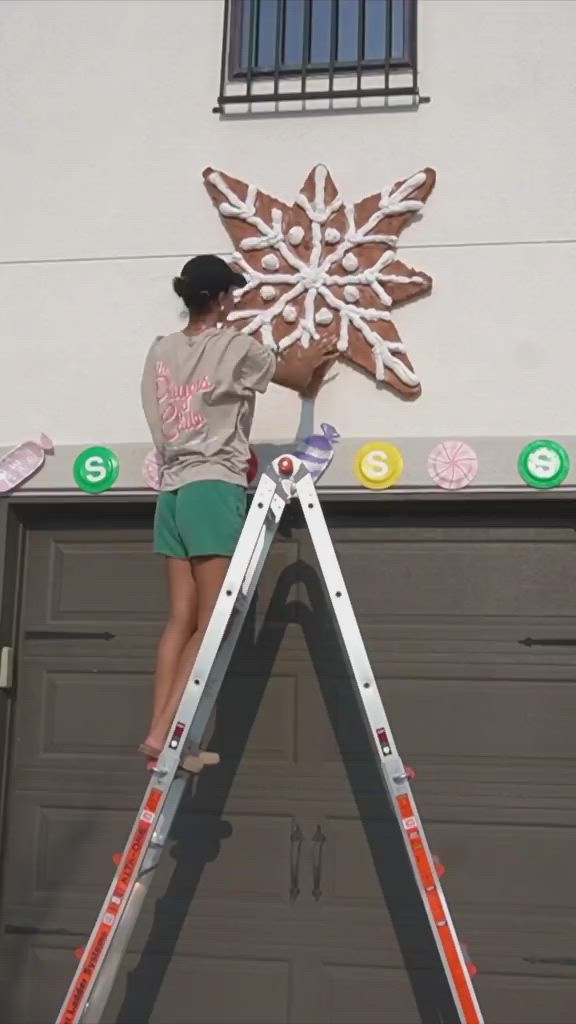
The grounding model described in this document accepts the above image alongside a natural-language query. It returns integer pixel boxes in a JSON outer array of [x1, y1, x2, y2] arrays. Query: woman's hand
[[306, 334, 339, 371], [272, 332, 339, 394]]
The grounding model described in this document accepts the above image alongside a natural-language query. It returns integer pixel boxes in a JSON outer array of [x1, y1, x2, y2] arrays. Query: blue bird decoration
[[294, 423, 340, 482]]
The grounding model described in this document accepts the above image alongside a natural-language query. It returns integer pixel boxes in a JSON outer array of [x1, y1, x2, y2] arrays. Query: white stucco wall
[[1, 0, 575, 446]]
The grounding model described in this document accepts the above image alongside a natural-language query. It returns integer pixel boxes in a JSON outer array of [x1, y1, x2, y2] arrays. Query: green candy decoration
[[518, 440, 570, 489], [74, 447, 120, 494]]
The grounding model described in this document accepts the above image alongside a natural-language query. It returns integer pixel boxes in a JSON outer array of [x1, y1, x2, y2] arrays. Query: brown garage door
[[1, 505, 576, 1024]]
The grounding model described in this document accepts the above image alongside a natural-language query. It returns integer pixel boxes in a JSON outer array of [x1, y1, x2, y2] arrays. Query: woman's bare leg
[[145, 555, 230, 751], [143, 557, 197, 749]]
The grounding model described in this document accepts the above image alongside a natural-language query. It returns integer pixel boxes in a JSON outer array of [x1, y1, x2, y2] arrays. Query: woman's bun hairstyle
[[172, 275, 186, 300], [173, 255, 246, 314], [172, 275, 211, 312]]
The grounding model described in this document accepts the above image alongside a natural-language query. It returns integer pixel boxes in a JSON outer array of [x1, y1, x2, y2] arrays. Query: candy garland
[[205, 165, 432, 387], [1, 438, 571, 494]]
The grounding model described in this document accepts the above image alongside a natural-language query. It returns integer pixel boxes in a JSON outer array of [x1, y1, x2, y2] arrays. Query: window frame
[[227, 0, 417, 82]]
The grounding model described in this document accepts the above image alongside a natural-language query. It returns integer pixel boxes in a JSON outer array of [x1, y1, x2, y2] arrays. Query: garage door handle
[[289, 823, 303, 902], [312, 825, 326, 901], [0, 648, 13, 691]]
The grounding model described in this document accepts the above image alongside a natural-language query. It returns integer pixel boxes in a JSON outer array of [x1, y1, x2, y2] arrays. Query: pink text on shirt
[[155, 361, 212, 442]]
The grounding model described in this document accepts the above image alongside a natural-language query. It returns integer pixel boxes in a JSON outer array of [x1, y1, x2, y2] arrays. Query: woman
[[140, 254, 336, 771]]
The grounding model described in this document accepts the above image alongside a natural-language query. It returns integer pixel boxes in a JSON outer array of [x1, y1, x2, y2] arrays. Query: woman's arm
[[140, 343, 165, 455]]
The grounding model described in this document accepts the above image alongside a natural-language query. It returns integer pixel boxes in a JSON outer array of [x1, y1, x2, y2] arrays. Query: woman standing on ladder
[[140, 255, 336, 771]]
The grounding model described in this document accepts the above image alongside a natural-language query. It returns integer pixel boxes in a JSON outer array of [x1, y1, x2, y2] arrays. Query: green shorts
[[154, 481, 247, 559]]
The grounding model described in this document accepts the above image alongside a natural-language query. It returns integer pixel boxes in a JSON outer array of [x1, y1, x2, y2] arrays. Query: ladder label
[[169, 720, 186, 750], [62, 923, 111, 1024], [61, 787, 164, 1024], [375, 727, 392, 755], [396, 794, 481, 1024]]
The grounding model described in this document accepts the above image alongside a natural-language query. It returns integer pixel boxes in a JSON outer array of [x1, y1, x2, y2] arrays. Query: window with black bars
[[215, 0, 424, 113]]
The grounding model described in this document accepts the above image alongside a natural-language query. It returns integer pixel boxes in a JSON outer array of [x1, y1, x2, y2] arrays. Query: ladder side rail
[[184, 490, 286, 754], [55, 471, 283, 1024], [84, 490, 286, 1022], [81, 775, 188, 1024], [296, 473, 483, 1024], [56, 772, 180, 1024], [153, 471, 283, 776], [83, 483, 280, 1024]]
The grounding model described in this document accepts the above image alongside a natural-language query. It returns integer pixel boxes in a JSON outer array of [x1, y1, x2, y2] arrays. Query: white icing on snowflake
[[208, 166, 426, 381], [344, 285, 360, 303], [315, 307, 333, 325], [324, 227, 341, 244], [260, 285, 277, 302], [262, 253, 280, 271], [287, 225, 304, 245]]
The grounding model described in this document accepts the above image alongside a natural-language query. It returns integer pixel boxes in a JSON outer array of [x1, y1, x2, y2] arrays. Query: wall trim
[[2, 437, 576, 497]]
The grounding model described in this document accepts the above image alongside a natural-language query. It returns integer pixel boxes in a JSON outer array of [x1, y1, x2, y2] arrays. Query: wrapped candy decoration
[[0, 434, 53, 493]]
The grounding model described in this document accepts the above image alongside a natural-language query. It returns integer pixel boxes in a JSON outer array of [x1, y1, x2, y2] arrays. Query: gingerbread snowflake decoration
[[203, 163, 436, 399]]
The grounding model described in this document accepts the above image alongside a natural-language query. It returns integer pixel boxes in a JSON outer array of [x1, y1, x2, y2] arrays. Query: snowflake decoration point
[[203, 164, 436, 398]]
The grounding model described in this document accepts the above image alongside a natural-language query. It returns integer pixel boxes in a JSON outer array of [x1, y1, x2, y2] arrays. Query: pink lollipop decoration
[[0, 434, 53, 493], [142, 449, 163, 491], [428, 441, 479, 491]]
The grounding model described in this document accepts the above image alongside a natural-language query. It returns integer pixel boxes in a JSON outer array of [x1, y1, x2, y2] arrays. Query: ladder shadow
[[116, 557, 458, 1024], [297, 560, 459, 1024]]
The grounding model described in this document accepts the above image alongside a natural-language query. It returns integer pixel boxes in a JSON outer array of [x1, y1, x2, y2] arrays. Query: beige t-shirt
[[141, 328, 276, 491]]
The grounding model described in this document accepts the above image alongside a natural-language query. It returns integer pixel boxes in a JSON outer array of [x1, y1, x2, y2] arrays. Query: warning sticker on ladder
[[375, 727, 391, 755]]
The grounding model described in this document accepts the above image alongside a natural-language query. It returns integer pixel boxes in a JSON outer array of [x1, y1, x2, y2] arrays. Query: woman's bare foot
[[141, 732, 165, 754], [181, 751, 221, 773], [138, 741, 220, 773]]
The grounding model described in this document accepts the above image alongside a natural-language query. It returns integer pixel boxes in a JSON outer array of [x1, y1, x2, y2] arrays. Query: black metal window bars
[[214, 0, 427, 114]]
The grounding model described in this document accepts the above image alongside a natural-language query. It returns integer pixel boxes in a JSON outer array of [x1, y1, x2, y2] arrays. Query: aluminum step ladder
[[55, 455, 484, 1024]]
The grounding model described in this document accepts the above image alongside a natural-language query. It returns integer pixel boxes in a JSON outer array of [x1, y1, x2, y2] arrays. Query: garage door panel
[[316, 961, 434, 1024], [475, 972, 576, 1024], [318, 958, 576, 1024], [110, 951, 293, 1024], [216, 669, 300, 766], [13, 661, 302, 773], [432, 822, 576, 913], [380, 676, 576, 762], [328, 536, 576, 619], [24, 532, 167, 625], [0, 940, 72, 1024], [413, 764, 576, 827], [296, 670, 576, 765], [318, 816, 576, 914], [307, 620, 576, 676], [2, 942, 293, 1024], [24, 530, 302, 629], [3, 796, 297, 917], [308, 814, 576, 978], [14, 662, 152, 763], [349, 621, 576, 669], [3, 797, 148, 916]]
